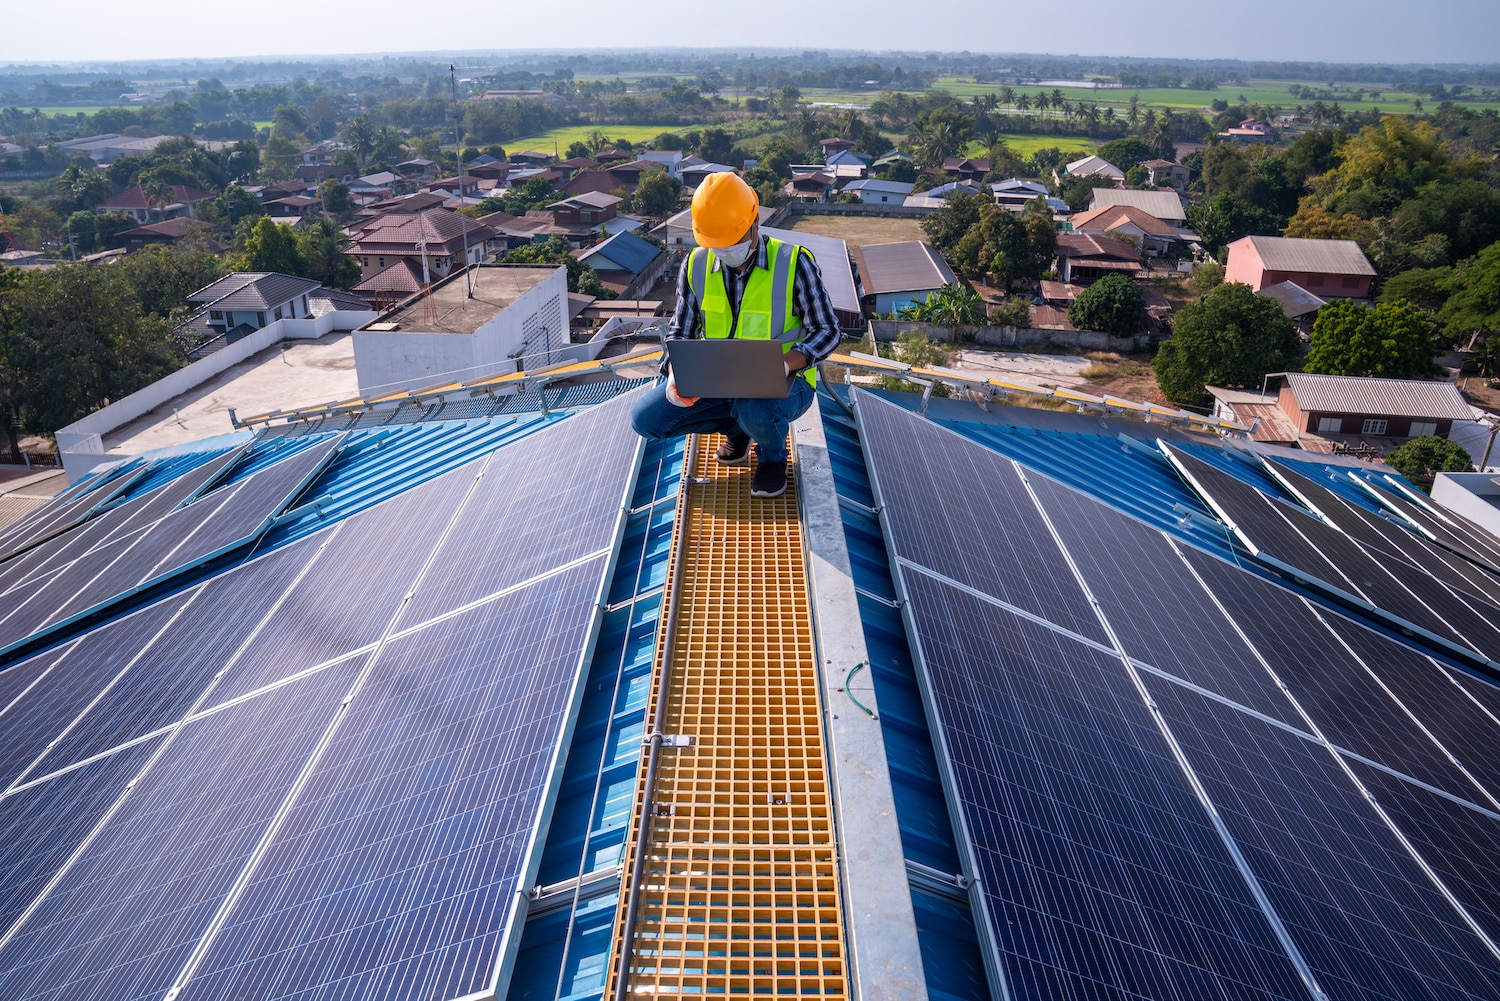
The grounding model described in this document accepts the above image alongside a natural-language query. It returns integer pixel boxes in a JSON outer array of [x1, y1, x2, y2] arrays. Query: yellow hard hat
[[691, 172, 759, 249]]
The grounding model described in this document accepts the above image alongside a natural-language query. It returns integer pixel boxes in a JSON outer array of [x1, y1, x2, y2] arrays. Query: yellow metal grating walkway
[[605, 434, 847, 996]]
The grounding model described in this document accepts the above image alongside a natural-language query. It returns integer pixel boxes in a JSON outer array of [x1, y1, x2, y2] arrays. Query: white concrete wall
[[353, 330, 509, 396], [57, 309, 376, 479], [1432, 473, 1500, 538]]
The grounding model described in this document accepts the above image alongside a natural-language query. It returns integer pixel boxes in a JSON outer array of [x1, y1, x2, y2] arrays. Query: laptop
[[666, 339, 791, 400]]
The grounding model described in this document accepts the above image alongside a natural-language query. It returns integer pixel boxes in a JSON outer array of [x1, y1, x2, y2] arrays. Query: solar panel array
[[855, 389, 1500, 1001], [0, 388, 646, 1001]]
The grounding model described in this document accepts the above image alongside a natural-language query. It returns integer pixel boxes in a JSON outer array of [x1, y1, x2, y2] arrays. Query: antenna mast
[[451, 64, 474, 298]]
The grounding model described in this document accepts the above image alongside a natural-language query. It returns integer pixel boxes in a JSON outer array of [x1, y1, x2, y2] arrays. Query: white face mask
[[715, 236, 755, 268]]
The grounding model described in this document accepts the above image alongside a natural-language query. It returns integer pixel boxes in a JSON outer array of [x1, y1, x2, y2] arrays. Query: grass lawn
[[787, 214, 927, 247], [31, 106, 116, 117], [987, 134, 1096, 157], [503, 123, 712, 153]]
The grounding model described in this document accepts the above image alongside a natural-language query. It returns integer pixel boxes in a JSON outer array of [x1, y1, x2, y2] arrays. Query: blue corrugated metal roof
[[580, 230, 661, 276]]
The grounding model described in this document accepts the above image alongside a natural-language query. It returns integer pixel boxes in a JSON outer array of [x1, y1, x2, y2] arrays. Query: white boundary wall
[[57, 309, 376, 479]]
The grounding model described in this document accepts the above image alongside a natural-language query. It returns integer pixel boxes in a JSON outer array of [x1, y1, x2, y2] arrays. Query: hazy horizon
[[7, 1, 1500, 68]]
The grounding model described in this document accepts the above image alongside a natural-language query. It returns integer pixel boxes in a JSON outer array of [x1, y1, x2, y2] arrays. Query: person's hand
[[665, 370, 699, 408], [784, 349, 807, 376]]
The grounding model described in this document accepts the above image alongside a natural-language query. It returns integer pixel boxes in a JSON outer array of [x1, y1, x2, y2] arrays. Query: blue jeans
[[630, 377, 815, 464]]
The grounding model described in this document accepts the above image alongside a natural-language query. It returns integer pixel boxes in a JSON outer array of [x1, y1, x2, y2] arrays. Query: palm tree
[[1127, 96, 1140, 126], [343, 116, 375, 171], [1034, 92, 1050, 114], [912, 121, 959, 167], [1016, 93, 1031, 112], [1051, 88, 1065, 109]]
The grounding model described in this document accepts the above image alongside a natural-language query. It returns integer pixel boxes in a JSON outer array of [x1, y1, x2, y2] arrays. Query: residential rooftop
[[375, 264, 559, 335]]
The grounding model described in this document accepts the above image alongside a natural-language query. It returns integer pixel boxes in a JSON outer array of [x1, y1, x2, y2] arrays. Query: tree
[[1058, 173, 1116, 213], [897, 284, 985, 329], [920, 191, 987, 254], [1385, 435, 1473, 492], [1154, 282, 1299, 407], [1188, 261, 1226, 295], [318, 179, 354, 215], [0, 265, 181, 462], [502, 235, 614, 298], [1186, 192, 1249, 258], [1304, 300, 1441, 379], [111, 245, 229, 318], [242, 217, 306, 276], [1068, 274, 1144, 336], [296, 218, 361, 289], [634, 169, 682, 221], [1437, 240, 1500, 342], [1098, 137, 1156, 172]]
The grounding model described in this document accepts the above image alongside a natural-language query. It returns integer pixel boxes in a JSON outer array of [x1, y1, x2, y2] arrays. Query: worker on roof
[[630, 172, 841, 499]]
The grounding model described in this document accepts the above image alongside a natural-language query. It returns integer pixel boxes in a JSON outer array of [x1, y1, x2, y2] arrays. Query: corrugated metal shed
[[1242, 236, 1376, 276], [851, 241, 957, 296], [1088, 188, 1187, 222], [1282, 372, 1473, 419], [761, 226, 861, 322]]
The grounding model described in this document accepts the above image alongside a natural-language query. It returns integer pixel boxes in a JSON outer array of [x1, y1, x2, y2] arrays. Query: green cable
[[844, 662, 877, 718]]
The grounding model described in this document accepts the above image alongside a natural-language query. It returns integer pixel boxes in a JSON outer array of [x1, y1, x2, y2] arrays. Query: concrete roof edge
[[794, 399, 930, 1001]]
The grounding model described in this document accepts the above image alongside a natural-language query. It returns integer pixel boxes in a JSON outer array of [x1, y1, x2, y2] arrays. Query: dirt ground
[[786, 215, 927, 247]]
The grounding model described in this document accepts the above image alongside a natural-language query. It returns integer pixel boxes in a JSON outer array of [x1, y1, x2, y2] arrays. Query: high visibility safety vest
[[686, 237, 816, 386]]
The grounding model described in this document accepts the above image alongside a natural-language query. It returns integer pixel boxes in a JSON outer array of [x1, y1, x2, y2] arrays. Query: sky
[[5, 0, 1499, 66]]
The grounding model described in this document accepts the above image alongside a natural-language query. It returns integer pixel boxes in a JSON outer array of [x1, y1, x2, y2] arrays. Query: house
[[344, 208, 496, 282], [940, 157, 991, 183], [1275, 372, 1474, 445], [1088, 188, 1187, 223], [355, 263, 569, 392], [95, 184, 216, 224], [509, 150, 556, 167], [825, 149, 870, 170], [264, 195, 322, 220], [1068, 204, 1199, 257], [467, 161, 512, 183], [357, 191, 449, 219], [1038, 279, 1086, 306], [576, 230, 668, 298], [679, 161, 738, 190], [840, 178, 915, 205], [1220, 120, 1275, 144], [637, 150, 684, 179], [1225, 236, 1376, 297], [651, 205, 776, 251], [351, 258, 429, 310], [761, 226, 863, 329], [544, 192, 623, 246], [475, 210, 553, 253], [183, 272, 325, 337], [116, 217, 223, 253], [991, 178, 1068, 215], [1056, 155, 1124, 187], [819, 137, 857, 157], [850, 241, 958, 315], [1256, 280, 1327, 334], [349, 171, 400, 199], [395, 157, 438, 179], [1142, 159, 1190, 191], [295, 164, 355, 185], [258, 179, 314, 203], [57, 133, 175, 163], [1053, 233, 1144, 284], [904, 179, 983, 210], [556, 169, 627, 199], [783, 171, 836, 203]]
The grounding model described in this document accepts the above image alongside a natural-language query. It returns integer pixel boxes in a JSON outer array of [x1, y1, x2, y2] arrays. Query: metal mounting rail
[[605, 433, 848, 996]]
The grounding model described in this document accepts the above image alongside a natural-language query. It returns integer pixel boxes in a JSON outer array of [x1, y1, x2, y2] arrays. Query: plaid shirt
[[666, 236, 842, 366]]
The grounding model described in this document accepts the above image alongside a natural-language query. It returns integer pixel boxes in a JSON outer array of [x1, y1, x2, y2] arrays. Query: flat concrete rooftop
[[103, 332, 359, 456], [376, 264, 559, 335]]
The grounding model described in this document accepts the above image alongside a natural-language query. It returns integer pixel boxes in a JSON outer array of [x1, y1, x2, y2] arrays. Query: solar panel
[[1024, 472, 1305, 728], [0, 436, 342, 657], [1166, 446, 1486, 659], [855, 391, 1108, 645], [0, 464, 142, 562], [857, 391, 1500, 1000], [1267, 460, 1500, 609], [1356, 476, 1500, 574], [0, 447, 244, 599], [898, 570, 1311, 1000], [396, 389, 644, 628], [180, 556, 611, 1001], [0, 595, 191, 789], [0, 658, 364, 1001]]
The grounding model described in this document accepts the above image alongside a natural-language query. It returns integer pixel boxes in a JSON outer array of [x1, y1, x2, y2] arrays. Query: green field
[[987, 133, 1096, 156], [28, 106, 116, 117], [807, 78, 1496, 117], [503, 123, 713, 154]]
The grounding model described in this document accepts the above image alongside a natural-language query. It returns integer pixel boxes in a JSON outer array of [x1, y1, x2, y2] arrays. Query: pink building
[[1224, 236, 1375, 297]]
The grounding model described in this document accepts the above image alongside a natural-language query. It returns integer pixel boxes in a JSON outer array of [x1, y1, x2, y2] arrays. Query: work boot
[[750, 458, 788, 498], [715, 430, 752, 465]]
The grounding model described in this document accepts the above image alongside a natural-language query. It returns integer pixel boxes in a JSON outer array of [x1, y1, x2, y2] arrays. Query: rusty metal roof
[[1281, 372, 1473, 419]]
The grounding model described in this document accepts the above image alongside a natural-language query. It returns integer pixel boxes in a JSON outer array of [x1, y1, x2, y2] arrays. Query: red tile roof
[[345, 208, 496, 256]]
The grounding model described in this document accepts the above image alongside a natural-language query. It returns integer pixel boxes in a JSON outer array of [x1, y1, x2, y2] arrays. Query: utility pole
[[451, 64, 474, 297]]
